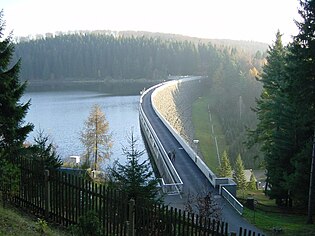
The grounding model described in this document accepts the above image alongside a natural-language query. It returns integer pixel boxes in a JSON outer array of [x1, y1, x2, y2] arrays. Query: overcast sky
[[2, 0, 300, 44]]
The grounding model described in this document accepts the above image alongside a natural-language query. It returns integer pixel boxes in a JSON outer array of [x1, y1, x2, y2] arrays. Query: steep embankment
[[152, 78, 208, 149]]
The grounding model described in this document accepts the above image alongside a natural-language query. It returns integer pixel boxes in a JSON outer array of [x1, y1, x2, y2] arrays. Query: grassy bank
[[0, 201, 70, 236], [192, 96, 226, 173], [244, 208, 315, 236], [240, 190, 315, 236]]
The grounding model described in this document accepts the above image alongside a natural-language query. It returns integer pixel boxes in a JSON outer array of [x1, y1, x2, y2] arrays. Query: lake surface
[[22, 91, 147, 168]]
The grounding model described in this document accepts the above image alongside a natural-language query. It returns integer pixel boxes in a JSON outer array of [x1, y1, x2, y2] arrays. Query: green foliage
[[206, 46, 264, 168], [247, 172, 257, 191], [248, 31, 293, 205], [248, 0, 315, 206], [35, 218, 48, 234], [0, 152, 21, 204], [14, 34, 203, 82], [27, 129, 62, 169], [0, 201, 70, 236], [217, 150, 232, 177], [73, 211, 101, 236], [244, 207, 315, 236], [109, 132, 161, 205], [0, 10, 33, 156], [233, 154, 247, 193]]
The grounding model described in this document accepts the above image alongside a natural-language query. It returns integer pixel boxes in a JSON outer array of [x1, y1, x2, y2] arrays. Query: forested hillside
[[14, 33, 210, 82], [14, 32, 267, 82], [204, 46, 265, 167]]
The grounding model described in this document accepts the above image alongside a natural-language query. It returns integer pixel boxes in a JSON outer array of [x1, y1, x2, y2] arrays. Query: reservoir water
[[22, 91, 147, 168]]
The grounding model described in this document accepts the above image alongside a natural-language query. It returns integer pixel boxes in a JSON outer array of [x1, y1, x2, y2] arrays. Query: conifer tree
[[217, 150, 232, 177], [0, 10, 33, 156], [248, 1, 315, 208], [233, 154, 247, 194], [80, 104, 112, 170], [29, 129, 62, 169], [248, 172, 257, 191], [109, 132, 161, 205], [286, 0, 315, 219], [248, 31, 294, 205]]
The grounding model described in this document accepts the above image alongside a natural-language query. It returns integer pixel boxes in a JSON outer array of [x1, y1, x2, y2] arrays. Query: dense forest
[[13, 32, 267, 82], [14, 34, 208, 82], [205, 46, 265, 167]]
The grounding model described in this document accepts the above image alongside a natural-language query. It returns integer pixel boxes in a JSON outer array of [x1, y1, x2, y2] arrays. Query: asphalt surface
[[141, 86, 265, 235]]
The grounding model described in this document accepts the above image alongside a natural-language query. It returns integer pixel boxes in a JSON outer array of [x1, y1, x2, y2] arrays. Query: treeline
[[14, 33, 219, 82]]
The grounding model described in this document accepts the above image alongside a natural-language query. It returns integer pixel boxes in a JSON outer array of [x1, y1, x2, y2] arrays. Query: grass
[[239, 190, 315, 235], [0, 200, 70, 236], [192, 96, 226, 174], [244, 208, 315, 236]]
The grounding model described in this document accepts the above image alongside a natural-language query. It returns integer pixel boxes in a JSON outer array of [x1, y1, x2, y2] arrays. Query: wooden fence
[[0, 157, 264, 236]]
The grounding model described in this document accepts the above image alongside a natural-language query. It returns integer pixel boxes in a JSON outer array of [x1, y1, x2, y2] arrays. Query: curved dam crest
[[151, 77, 205, 151]]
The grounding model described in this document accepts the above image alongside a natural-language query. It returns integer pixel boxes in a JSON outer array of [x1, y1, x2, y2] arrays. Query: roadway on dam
[[141, 85, 264, 234]]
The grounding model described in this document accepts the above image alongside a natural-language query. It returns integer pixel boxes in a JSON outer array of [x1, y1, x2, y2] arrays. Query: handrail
[[140, 106, 183, 184], [221, 186, 244, 215], [139, 86, 183, 195], [139, 106, 183, 194]]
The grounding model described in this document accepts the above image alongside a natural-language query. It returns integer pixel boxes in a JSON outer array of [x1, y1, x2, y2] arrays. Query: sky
[[2, 0, 301, 44]]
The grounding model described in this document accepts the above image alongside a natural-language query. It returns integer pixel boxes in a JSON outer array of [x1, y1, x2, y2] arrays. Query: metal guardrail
[[139, 88, 183, 195], [221, 186, 244, 215]]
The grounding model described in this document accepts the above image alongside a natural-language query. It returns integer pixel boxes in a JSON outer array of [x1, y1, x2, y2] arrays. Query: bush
[[76, 211, 101, 236]]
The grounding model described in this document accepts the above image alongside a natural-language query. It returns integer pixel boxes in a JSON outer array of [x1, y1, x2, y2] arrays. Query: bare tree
[[185, 190, 222, 221], [80, 104, 112, 170]]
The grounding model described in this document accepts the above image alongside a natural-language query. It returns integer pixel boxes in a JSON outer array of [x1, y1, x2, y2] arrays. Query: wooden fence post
[[128, 199, 135, 236], [44, 170, 50, 219]]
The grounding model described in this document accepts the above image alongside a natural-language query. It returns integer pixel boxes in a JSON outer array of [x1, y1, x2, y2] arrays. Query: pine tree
[[29, 129, 62, 169], [80, 104, 112, 170], [217, 150, 232, 177], [286, 0, 315, 217], [0, 10, 33, 156], [109, 132, 161, 205], [234, 154, 247, 194], [248, 172, 257, 191], [248, 31, 295, 205]]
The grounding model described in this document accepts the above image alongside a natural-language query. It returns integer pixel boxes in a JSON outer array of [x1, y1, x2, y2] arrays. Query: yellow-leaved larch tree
[[80, 104, 112, 170]]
